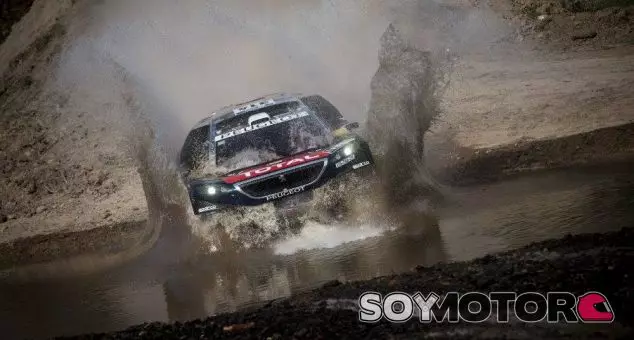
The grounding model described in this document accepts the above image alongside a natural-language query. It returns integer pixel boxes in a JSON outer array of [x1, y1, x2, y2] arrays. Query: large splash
[[42, 0, 510, 253]]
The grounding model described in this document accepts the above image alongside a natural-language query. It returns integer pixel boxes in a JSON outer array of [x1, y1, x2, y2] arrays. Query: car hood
[[221, 149, 330, 184]]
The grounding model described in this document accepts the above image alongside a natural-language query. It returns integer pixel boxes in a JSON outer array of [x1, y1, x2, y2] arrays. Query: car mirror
[[345, 122, 360, 130]]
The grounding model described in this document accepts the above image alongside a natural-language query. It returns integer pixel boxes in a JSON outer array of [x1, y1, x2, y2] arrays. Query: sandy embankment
[[424, 0, 634, 183], [0, 0, 150, 269], [426, 45, 634, 184]]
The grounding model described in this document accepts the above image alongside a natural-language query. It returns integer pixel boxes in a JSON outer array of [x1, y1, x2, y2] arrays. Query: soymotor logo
[[359, 291, 615, 324]]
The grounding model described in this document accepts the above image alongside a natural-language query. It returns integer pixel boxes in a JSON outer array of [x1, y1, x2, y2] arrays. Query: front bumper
[[187, 138, 374, 215]]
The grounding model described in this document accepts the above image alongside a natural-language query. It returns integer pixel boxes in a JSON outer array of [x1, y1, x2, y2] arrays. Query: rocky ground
[[67, 227, 634, 339], [505, 0, 634, 49]]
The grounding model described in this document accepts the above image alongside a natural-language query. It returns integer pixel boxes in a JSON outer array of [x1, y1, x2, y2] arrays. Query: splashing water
[[43, 0, 503, 254], [273, 220, 389, 255], [188, 204, 280, 252]]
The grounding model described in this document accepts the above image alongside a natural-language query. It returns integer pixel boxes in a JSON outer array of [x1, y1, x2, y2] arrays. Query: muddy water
[[1, 166, 633, 339]]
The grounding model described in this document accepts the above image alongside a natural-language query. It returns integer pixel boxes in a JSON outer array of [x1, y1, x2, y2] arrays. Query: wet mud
[[441, 122, 634, 186]]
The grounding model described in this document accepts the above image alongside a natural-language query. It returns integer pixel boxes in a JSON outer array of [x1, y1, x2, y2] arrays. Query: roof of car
[[192, 92, 304, 129]]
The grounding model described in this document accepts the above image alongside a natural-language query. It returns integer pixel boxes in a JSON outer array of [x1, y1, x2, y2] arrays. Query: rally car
[[178, 93, 374, 216]]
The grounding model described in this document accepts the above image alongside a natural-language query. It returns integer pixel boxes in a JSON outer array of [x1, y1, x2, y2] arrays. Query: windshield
[[214, 104, 331, 171]]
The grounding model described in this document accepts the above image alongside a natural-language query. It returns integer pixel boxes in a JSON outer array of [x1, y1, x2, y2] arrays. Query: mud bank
[[437, 122, 634, 185], [0, 220, 149, 272], [0, 0, 152, 269], [0, 0, 35, 45], [69, 226, 634, 339]]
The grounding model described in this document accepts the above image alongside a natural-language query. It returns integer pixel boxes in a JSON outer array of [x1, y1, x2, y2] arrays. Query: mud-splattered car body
[[179, 93, 374, 215]]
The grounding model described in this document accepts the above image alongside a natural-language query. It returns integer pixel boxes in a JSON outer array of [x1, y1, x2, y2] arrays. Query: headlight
[[206, 185, 217, 196], [342, 145, 354, 156], [328, 137, 356, 153]]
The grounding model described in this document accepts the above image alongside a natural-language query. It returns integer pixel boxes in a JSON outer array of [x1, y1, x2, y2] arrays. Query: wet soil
[[440, 122, 634, 185], [0, 221, 149, 270], [0, 0, 34, 44]]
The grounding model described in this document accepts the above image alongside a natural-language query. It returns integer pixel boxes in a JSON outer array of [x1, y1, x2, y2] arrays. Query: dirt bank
[[0, 221, 148, 272], [500, 0, 634, 50], [424, 0, 634, 184], [437, 122, 634, 185], [69, 226, 634, 339], [0, 0, 149, 267], [0, 0, 34, 45]]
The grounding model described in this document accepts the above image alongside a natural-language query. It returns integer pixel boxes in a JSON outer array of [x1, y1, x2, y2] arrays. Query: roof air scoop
[[248, 112, 271, 127]]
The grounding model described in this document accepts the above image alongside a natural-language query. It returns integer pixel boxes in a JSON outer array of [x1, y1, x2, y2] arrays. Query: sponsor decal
[[233, 98, 275, 114], [198, 205, 217, 213], [223, 150, 329, 184], [352, 161, 370, 169], [358, 291, 615, 324], [214, 111, 309, 142], [265, 186, 306, 201], [336, 155, 355, 168]]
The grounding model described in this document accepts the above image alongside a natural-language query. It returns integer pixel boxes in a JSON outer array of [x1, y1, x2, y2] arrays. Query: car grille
[[239, 161, 325, 198]]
